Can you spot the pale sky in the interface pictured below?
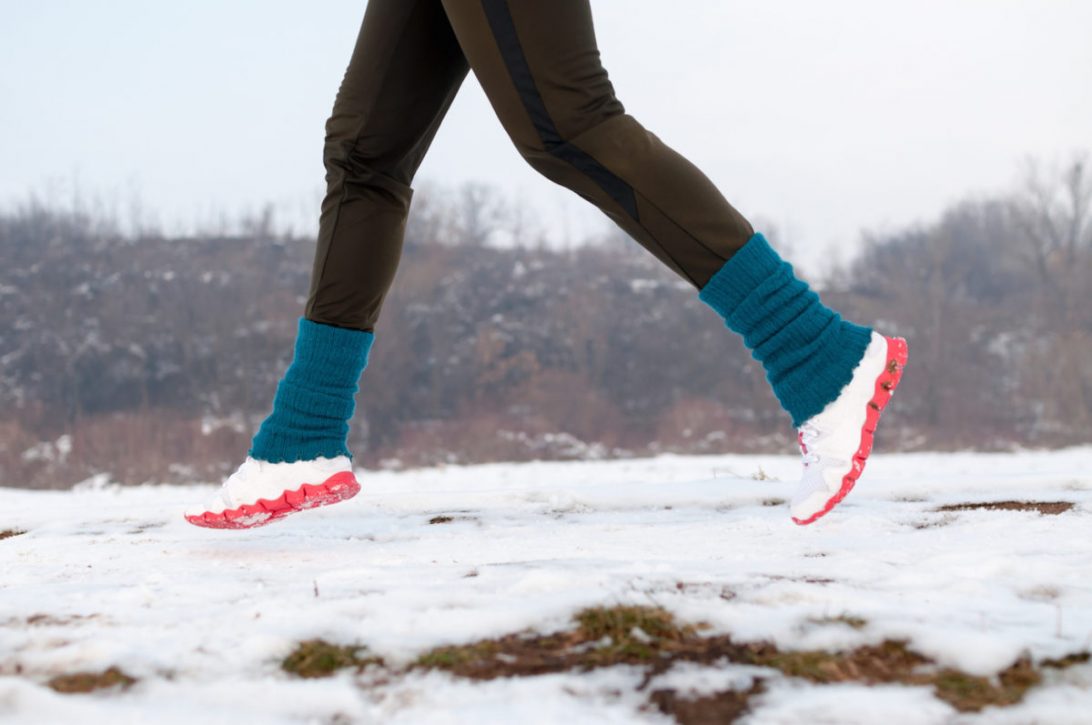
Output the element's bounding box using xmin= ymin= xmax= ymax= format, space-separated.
xmin=2 ymin=1 xmax=1090 ymax=274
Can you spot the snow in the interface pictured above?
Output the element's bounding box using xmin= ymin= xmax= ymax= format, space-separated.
xmin=746 ymin=680 xmax=953 ymax=725
xmin=1 ymin=448 xmax=1091 ymax=723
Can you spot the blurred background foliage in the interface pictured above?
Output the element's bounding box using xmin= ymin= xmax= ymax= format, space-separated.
xmin=1 ymin=156 xmax=1089 ymax=488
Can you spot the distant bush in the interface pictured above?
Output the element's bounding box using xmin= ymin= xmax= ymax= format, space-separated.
xmin=2 ymin=156 xmax=1088 ymax=488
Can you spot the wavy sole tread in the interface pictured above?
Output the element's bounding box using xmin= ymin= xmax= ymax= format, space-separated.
xmin=793 ymin=336 xmax=909 ymax=526
xmin=185 ymin=470 xmax=360 ymax=530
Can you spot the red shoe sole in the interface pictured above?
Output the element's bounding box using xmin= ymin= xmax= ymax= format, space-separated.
xmin=792 ymin=336 xmax=909 ymax=526
xmin=184 ymin=470 xmax=360 ymax=530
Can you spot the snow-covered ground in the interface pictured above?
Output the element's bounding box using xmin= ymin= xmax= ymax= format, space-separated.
xmin=2 ymin=448 xmax=1091 ymax=724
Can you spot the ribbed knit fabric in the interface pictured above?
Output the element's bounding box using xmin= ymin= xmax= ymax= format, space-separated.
xmin=248 ymin=317 xmax=374 ymax=463
xmin=698 ymin=233 xmax=873 ymax=427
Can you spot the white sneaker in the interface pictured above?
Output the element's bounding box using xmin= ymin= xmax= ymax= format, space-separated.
xmin=791 ymin=332 xmax=909 ymax=525
xmin=184 ymin=456 xmax=360 ymax=529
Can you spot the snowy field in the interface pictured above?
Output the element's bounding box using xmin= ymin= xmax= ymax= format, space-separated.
xmin=2 ymin=448 xmax=1092 ymax=724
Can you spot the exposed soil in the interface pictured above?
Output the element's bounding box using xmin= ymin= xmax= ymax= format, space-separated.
xmin=647 ymin=681 xmax=766 ymax=725
xmin=0 ymin=529 xmax=26 ymax=541
xmin=936 ymin=501 xmax=1074 ymax=515
xmin=47 ymin=667 xmax=136 ymax=694
xmin=1041 ymin=652 xmax=1091 ymax=669
xmin=25 ymin=614 xmax=102 ymax=627
xmin=427 ymin=514 xmax=480 ymax=525
xmin=280 ymin=606 xmax=1086 ymax=721
xmin=281 ymin=640 xmax=383 ymax=678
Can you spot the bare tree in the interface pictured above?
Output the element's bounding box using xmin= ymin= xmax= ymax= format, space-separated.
xmin=454 ymin=182 xmax=505 ymax=247
xmin=1010 ymin=155 xmax=1092 ymax=432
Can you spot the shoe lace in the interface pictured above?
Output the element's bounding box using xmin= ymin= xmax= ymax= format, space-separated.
xmin=799 ymin=421 xmax=822 ymax=467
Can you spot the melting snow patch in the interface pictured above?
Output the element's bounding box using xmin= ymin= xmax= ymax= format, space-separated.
xmin=0 ymin=447 xmax=1089 ymax=722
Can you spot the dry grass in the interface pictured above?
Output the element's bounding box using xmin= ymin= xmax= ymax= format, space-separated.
xmin=281 ymin=640 xmax=383 ymax=679
xmin=647 ymin=682 xmax=766 ymax=724
xmin=1041 ymin=652 xmax=1091 ymax=669
xmin=47 ymin=667 xmax=136 ymax=694
xmin=275 ymin=605 xmax=1089 ymax=720
xmin=24 ymin=614 xmax=101 ymax=626
xmin=406 ymin=605 xmax=1067 ymax=717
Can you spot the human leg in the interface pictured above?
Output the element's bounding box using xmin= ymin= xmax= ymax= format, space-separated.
xmin=187 ymin=0 xmax=469 ymax=528
xmin=306 ymin=0 xmax=471 ymax=332
xmin=440 ymin=0 xmax=907 ymax=523
xmin=248 ymin=0 xmax=470 ymax=464
xmin=441 ymin=0 xmax=753 ymax=288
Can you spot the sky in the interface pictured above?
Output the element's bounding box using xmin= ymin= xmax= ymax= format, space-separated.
xmin=2 ymin=0 xmax=1090 ymax=274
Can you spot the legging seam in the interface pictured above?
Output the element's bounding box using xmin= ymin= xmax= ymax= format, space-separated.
xmin=477 ymin=0 xmax=704 ymax=285
xmin=553 ymin=139 xmax=700 ymax=287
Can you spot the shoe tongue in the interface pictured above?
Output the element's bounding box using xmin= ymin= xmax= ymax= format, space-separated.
xmin=240 ymin=460 xmax=254 ymax=480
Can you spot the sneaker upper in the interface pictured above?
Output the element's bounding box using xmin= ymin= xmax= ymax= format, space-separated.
xmin=186 ymin=455 xmax=353 ymax=516
xmin=791 ymin=331 xmax=888 ymax=520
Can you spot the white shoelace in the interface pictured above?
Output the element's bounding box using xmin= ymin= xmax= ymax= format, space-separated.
xmin=799 ymin=421 xmax=822 ymax=467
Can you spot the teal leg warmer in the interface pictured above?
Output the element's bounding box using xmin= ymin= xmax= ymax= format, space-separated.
xmin=698 ymin=233 xmax=872 ymax=427
xmin=248 ymin=317 xmax=374 ymax=463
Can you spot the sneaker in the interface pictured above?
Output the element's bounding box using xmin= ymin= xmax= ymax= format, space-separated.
xmin=184 ymin=456 xmax=360 ymax=529
xmin=791 ymin=332 xmax=909 ymax=525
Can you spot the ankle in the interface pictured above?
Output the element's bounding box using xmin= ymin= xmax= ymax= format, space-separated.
xmin=698 ymin=232 xmax=872 ymax=427
xmin=248 ymin=317 xmax=374 ymax=463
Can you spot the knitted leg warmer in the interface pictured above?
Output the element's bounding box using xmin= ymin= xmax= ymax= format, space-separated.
xmin=248 ymin=317 xmax=374 ymax=462
xmin=698 ymin=233 xmax=872 ymax=427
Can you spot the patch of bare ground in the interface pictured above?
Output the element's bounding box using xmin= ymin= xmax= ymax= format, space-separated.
xmin=427 ymin=514 xmax=480 ymax=525
xmin=24 ymin=614 xmax=103 ymax=627
xmin=0 ymin=529 xmax=26 ymax=541
xmin=936 ymin=501 xmax=1073 ymax=515
xmin=281 ymin=640 xmax=383 ymax=678
xmin=280 ymin=606 xmax=1089 ymax=721
xmin=647 ymin=681 xmax=766 ymax=724
xmin=47 ymin=667 xmax=136 ymax=694
xmin=1041 ymin=652 xmax=1091 ymax=669
xmin=911 ymin=514 xmax=957 ymax=530
xmin=410 ymin=607 xmax=1068 ymax=718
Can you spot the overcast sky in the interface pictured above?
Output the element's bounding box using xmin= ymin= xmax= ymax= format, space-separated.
xmin=3 ymin=1 xmax=1090 ymax=274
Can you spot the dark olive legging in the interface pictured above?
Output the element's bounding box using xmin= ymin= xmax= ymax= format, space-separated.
xmin=305 ymin=0 xmax=754 ymax=332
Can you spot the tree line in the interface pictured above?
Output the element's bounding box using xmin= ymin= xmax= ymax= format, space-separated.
xmin=1 ymin=157 xmax=1088 ymax=488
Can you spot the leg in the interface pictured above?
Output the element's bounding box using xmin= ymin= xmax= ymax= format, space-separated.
xmin=440 ymin=0 xmax=754 ymax=288
xmin=255 ymin=0 xmax=470 ymax=461
xmin=256 ymin=0 xmax=469 ymax=460
xmin=440 ymin=0 xmax=865 ymax=416
xmin=187 ymin=0 xmax=470 ymax=528
xmin=306 ymin=0 xmax=471 ymax=332
xmin=440 ymin=0 xmax=908 ymax=525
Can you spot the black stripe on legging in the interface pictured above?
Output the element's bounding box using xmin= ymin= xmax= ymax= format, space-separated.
xmin=480 ymin=0 xmax=639 ymax=220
